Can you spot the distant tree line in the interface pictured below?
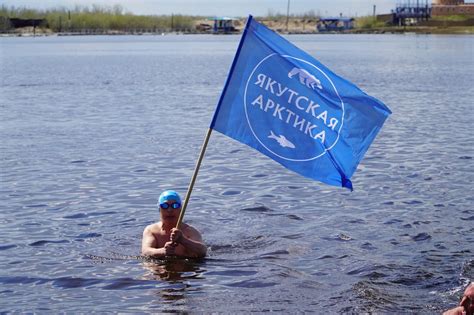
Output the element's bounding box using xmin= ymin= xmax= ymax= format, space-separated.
xmin=0 ymin=4 xmax=197 ymax=33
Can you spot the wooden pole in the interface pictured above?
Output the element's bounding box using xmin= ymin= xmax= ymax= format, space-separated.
xmin=176 ymin=128 xmax=213 ymax=228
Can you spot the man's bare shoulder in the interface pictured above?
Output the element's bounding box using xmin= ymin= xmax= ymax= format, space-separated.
xmin=181 ymin=222 xmax=198 ymax=232
xmin=181 ymin=223 xmax=203 ymax=240
xmin=143 ymin=222 xmax=162 ymax=234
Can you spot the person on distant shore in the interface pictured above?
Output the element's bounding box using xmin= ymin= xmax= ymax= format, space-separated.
xmin=443 ymin=283 xmax=474 ymax=315
xmin=141 ymin=190 xmax=207 ymax=259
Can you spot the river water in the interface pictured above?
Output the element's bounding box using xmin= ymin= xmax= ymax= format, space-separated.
xmin=0 ymin=33 xmax=473 ymax=313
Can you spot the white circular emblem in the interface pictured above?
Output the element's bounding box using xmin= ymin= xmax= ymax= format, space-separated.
xmin=243 ymin=54 xmax=345 ymax=162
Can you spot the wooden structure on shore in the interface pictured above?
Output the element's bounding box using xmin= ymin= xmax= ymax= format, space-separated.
xmin=1 ymin=18 xmax=47 ymax=35
xmin=432 ymin=0 xmax=474 ymax=16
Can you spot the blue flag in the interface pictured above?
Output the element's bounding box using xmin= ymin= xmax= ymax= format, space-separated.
xmin=210 ymin=16 xmax=391 ymax=190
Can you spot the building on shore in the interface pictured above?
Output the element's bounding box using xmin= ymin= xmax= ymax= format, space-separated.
xmin=316 ymin=17 xmax=354 ymax=32
xmin=208 ymin=17 xmax=239 ymax=34
xmin=392 ymin=1 xmax=432 ymax=26
xmin=387 ymin=0 xmax=473 ymax=26
xmin=432 ymin=0 xmax=474 ymax=15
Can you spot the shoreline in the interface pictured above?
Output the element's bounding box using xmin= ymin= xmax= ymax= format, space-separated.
xmin=1 ymin=29 xmax=472 ymax=37
xmin=1 ymin=24 xmax=473 ymax=37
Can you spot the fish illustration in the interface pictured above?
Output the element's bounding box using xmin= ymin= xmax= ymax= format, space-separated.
xmin=268 ymin=131 xmax=296 ymax=149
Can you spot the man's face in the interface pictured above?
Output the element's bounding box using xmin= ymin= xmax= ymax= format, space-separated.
xmin=159 ymin=199 xmax=181 ymax=221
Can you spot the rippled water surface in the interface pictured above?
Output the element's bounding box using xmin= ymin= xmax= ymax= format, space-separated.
xmin=1 ymin=34 xmax=473 ymax=313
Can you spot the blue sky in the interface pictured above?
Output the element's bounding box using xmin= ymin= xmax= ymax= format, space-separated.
xmin=4 ymin=0 xmax=410 ymax=17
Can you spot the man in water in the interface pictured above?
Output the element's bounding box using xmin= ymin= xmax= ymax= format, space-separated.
xmin=141 ymin=190 xmax=207 ymax=258
xmin=443 ymin=282 xmax=474 ymax=315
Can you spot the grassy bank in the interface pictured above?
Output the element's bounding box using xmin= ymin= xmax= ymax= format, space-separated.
xmin=0 ymin=4 xmax=196 ymax=33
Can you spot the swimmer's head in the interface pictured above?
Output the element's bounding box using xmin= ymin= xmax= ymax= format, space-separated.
xmin=159 ymin=190 xmax=181 ymax=204
xmin=158 ymin=190 xmax=182 ymax=210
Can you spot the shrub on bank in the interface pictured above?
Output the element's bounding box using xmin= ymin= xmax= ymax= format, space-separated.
xmin=0 ymin=4 xmax=196 ymax=32
xmin=355 ymin=16 xmax=387 ymax=29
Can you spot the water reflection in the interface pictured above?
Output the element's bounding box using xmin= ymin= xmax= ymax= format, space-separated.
xmin=142 ymin=258 xmax=205 ymax=304
xmin=142 ymin=257 xmax=205 ymax=282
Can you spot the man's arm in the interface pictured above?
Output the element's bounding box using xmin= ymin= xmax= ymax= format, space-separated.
xmin=141 ymin=226 xmax=168 ymax=258
xmin=171 ymin=226 xmax=207 ymax=258
xmin=442 ymin=306 xmax=464 ymax=315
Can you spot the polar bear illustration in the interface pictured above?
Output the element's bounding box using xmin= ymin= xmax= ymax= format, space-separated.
xmin=288 ymin=67 xmax=322 ymax=90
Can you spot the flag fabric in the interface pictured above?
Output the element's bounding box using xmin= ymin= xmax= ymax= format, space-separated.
xmin=210 ymin=15 xmax=392 ymax=190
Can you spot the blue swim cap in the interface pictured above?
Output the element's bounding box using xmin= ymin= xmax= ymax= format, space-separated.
xmin=158 ymin=190 xmax=181 ymax=204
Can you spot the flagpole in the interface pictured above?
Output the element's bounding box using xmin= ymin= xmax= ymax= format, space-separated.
xmin=176 ymin=127 xmax=213 ymax=228
xmin=175 ymin=16 xmax=253 ymax=228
